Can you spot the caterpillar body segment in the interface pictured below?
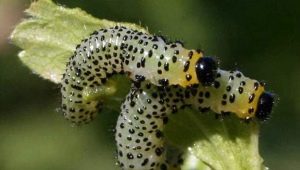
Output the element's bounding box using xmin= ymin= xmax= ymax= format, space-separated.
xmin=61 ymin=26 xmax=217 ymax=125
xmin=115 ymin=87 xmax=171 ymax=170
xmin=186 ymin=69 xmax=268 ymax=120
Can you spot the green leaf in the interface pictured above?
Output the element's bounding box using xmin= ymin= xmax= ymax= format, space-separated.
xmin=165 ymin=109 xmax=267 ymax=170
xmin=10 ymin=0 xmax=147 ymax=83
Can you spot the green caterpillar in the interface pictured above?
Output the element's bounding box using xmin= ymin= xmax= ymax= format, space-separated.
xmin=61 ymin=26 xmax=217 ymax=125
xmin=115 ymin=69 xmax=274 ymax=170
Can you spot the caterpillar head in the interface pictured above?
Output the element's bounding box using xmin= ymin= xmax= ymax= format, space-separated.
xmin=195 ymin=57 xmax=218 ymax=86
xmin=255 ymin=92 xmax=275 ymax=121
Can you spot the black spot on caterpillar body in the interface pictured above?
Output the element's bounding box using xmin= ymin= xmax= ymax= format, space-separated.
xmin=61 ymin=26 xmax=218 ymax=125
xmin=115 ymin=69 xmax=274 ymax=169
xmin=116 ymin=88 xmax=171 ymax=170
xmin=185 ymin=69 xmax=273 ymax=120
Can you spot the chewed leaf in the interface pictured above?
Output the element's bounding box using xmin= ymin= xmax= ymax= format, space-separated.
xmin=164 ymin=108 xmax=267 ymax=170
xmin=10 ymin=0 xmax=147 ymax=83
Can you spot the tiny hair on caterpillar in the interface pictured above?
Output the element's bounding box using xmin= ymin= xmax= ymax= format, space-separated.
xmin=115 ymin=69 xmax=274 ymax=170
xmin=61 ymin=26 xmax=218 ymax=125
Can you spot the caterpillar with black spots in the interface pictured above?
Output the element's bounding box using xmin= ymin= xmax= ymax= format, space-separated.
xmin=115 ymin=69 xmax=274 ymax=170
xmin=61 ymin=26 xmax=218 ymax=125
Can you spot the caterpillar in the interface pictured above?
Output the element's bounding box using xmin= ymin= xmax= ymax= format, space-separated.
xmin=61 ymin=26 xmax=218 ymax=125
xmin=115 ymin=69 xmax=274 ymax=170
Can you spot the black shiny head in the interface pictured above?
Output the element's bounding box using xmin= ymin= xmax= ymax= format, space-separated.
xmin=195 ymin=57 xmax=218 ymax=86
xmin=255 ymin=92 xmax=274 ymax=121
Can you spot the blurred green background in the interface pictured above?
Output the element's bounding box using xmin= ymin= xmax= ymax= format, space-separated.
xmin=0 ymin=0 xmax=299 ymax=169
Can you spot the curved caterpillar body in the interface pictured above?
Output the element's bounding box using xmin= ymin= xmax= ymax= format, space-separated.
xmin=115 ymin=69 xmax=274 ymax=170
xmin=61 ymin=26 xmax=217 ymax=125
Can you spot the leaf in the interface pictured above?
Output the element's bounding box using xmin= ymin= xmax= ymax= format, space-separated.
xmin=10 ymin=0 xmax=147 ymax=83
xmin=165 ymin=109 xmax=267 ymax=170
